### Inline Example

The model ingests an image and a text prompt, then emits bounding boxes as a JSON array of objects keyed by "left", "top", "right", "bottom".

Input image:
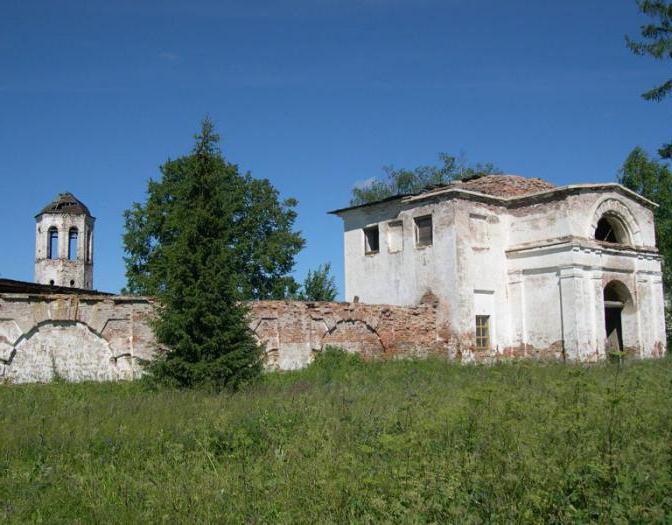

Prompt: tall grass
[{"left": 1, "top": 350, "right": 671, "bottom": 523}]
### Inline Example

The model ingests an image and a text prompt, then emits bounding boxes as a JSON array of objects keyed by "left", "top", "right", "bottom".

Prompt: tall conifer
[{"left": 124, "top": 119, "right": 303, "bottom": 388}]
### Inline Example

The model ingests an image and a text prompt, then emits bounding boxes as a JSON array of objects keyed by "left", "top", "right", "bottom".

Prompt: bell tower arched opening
[{"left": 594, "top": 214, "right": 630, "bottom": 245}]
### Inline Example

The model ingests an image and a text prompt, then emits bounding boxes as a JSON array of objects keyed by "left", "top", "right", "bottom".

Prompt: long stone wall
[
  {"left": 0, "top": 293, "right": 452, "bottom": 383},
  {"left": 3, "top": 289, "right": 664, "bottom": 384}
]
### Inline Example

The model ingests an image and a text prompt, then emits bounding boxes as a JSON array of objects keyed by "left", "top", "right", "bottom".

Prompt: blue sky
[{"left": 0, "top": 0, "right": 669, "bottom": 296}]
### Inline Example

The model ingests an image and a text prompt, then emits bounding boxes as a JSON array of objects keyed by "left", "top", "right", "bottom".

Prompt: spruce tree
[{"left": 124, "top": 119, "right": 302, "bottom": 388}]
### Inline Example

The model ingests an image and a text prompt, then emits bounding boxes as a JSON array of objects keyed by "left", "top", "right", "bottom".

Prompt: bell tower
[{"left": 34, "top": 192, "right": 95, "bottom": 289}]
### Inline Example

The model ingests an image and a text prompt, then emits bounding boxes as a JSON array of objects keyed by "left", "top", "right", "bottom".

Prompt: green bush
[{"left": 1, "top": 357, "right": 671, "bottom": 523}]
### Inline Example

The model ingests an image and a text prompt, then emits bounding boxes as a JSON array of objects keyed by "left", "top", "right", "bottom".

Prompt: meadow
[{"left": 1, "top": 351, "right": 671, "bottom": 524}]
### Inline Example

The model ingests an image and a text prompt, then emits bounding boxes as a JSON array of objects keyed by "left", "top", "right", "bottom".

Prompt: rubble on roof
[
  {"left": 455, "top": 174, "right": 556, "bottom": 198},
  {"left": 37, "top": 192, "right": 91, "bottom": 216}
]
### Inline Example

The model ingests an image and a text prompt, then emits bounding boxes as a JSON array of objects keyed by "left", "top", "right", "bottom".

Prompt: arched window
[
  {"left": 68, "top": 228, "right": 78, "bottom": 260},
  {"left": 86, "top": 231, "right": 92, "bottom": 263},
  {"left": 594, "top": 214, "right": 629, "bottom": 244},
  {"left": 47, "top": 228, "right": 58, "bottom": 259}
]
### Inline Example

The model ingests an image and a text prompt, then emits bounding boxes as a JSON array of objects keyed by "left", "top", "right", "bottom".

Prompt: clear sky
[{"left": 1, "top": 0, "right": 669, "bottom": 296}]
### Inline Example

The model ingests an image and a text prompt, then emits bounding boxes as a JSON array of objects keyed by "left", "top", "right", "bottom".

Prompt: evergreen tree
[
  {"left": 298, "top": 263, "right": 338, "bottom": 301},
  {"left": 123, "top": 119, "right": 303, "bottom": 388},
  {"left": 123, "top": 123, "right": 304, "bottom": 300}
]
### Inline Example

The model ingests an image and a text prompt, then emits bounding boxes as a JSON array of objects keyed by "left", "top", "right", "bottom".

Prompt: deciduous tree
[
  {"left": 626, "top": 1, "right": 672, "bottom": 158},
  {"left": 619, "top": 147, "right": 672, "bottom": 290},
  {"left": 298, "top": 262, "right": 338, "bottom": 301}
]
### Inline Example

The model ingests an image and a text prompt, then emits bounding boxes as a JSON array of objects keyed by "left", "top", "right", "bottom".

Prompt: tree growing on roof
[
  {"left": 122, "top": 119, "right": 304, "bottom": 388},
  {"left": 350, "top": 153, "right": 502, "bottom": 206}
]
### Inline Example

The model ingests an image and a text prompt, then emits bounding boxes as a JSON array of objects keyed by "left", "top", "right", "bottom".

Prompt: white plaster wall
[
  {"left": 507, "top": 199, "right": 570, "bottom": 247},
  {"left": 6, "top": 322, "right": 125, "bottom": 383},
  {"left": 451, "top": 200, "right": 512, "bottom": 355},
  {"left": 341, "top": 199, "right": 457, "bottom": 307}
]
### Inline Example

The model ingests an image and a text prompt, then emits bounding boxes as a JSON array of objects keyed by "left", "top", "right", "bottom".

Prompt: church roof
[
  {"left": 454, "top": 174, "right": 556, "bottom": 198},
  {"left": 37, "top": 192, "right": 91, "bottom": 217},
  {"left": 329, "top": 174, "right": 656, "bottom": 215}
]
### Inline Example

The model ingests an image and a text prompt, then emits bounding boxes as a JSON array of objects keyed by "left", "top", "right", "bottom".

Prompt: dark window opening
[
  {"left": 604, "top": 307, "right": 623, "bottom": 354},
  {"left": 69, "top": 280, "right": 75, "bottom": 286},
  {"left": 364, "top": 226, "right": 380, "bottom": 254},
  {"left": 475, "top": 315, "right": 490, "bottom": 351},
  {"left": 49, "top": 280, "right": 54, "bottom": 286},
  {"left": 68, "top": 228, "right": 78, "bottom": 260},
  {"left": 415, "top": 215, "right": 433, "bottom": 247},
  {"left": 595, "top": 216, "right": 627, "bottom": 244},
  {"left": 48, "top": 228, "right": 58, "bottom": 259},
  {"left": 86, "top": 231, "right": 92, "bottom": 262},
  {"left": 603, "top": 281, "right": 631, "bottom": 356}
]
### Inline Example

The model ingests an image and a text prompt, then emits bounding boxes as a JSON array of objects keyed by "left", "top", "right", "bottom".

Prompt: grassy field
[{"left": 1, "top": 351, "right": 671, "bottom": 524}]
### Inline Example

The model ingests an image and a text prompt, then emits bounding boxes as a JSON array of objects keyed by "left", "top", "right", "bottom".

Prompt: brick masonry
[{"left": 0, "top": 292, "right": 454, "bottom": 383}]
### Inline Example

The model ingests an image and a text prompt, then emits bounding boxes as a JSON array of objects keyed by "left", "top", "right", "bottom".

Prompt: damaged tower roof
[{"left": 36, "top": 192, "right": 92, "bottom": 217}]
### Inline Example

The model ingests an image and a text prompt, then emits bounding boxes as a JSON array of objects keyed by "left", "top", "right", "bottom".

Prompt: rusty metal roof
[
  {"left": 0, "top": 278, "right": 111, "bottom": 296},
  {"left": 37, "top": 192, "right": 91, "bottom": 217}
]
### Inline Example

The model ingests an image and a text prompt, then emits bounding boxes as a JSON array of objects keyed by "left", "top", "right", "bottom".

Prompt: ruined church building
[{"left": 0, "top": 174, "right": 667, "bottom": 383}]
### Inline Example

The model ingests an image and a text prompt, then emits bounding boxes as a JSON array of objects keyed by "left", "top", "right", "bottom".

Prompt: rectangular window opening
[
  {"left": 364, "top": 225, "right": 380, "bottom": 254},
  {"left": 475, "top": 315, "right": 490, "bottom": 351},
  {"left": 415, "top": 215, "right": 433, "bottom": 247}
]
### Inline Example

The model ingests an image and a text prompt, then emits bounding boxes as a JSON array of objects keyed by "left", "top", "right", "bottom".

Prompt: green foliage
[
  {"left": 2, "top": 358, "right": 672, "bottom": 522},
  {"left": 123, "top": 121, "right": 304, "bottom": 300},
  {"left": 620, "top": 147, "right": 672, "bottom": 289},
  {"left": 350, "top": 153, "right": 502, "bottom": 205},
  {"left": 298, "top": 345, "right": 364, "bottom": 382},
  {"left": 626, "top": 0, "right": 672, "bottom": 158},
  {"left": 297, "top": 262, "right": 338, "bottom": 301},
  {"left": 124, "top": 119, "right": 298, "bottom": 388}
]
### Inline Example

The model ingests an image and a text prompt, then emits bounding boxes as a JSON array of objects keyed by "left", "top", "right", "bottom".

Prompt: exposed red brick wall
[
  {"left": 1, "top": 294, "right": 451, "bottom": 380},
  {"left": 248, "top": 301, "right": 448, "bottom": 369}
]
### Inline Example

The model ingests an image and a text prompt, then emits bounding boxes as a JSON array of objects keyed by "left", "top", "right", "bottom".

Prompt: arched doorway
[{"left": 603, "top": 281, "right": 635, "bottom": 355}]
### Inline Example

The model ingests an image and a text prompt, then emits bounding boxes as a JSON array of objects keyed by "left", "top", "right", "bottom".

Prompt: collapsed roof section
[{"left": 36, "top": 192, "right": 92, "bottom": 218}]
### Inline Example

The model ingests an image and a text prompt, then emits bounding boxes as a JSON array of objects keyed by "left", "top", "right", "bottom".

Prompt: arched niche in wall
[
  {"left": 321, "top": 319, "right": 385, "bottom": 358},
  {"left": 589, "top": 198, "right": 642, "bottom": 246},
  {"left": 5, "top": 320, "right": 122, "bottom": 383}
]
